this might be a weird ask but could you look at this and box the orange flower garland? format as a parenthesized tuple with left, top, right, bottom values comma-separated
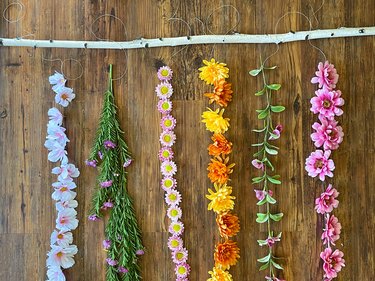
(199, 59, 240, 280)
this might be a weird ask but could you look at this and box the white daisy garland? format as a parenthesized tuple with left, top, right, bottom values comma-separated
(155, 66, 191, 280)
(45, 72, 79, 281)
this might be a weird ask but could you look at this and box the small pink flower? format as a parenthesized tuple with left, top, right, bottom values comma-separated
(56, 208, 78, 231)
(305, 150, 335, 181)
(311, 116, 344, 150)
(311, 61, 339, 90)
(266, 235, 281, 247)
(85, 159, 97, 167)
(160, 130, 176, 147)
(269, 124, 283, 140)
(165, 190, 182, 206)
(48, 107, 63, 126)
(157, 66, 173, 81)
(102, 239, 111, 250)
(157, 99, 173, 114)
(172, 247, 188, 264)
(254, 189, 266, 201)
(161, 160, 177, 177)
(167, 205, 182, 221)
(101, 201, 114, 210)
(315, 184, 339, 214)
(161, 115, 176, 131)
(252, 159, 264, 170)
(168, 236, 183, 251)
(123, 158, 133, 168)
(161, 176, 177, 191)
(104, 140, 117, 149)
(106, 258, 118, 266)
(88, 214, 99, 221)
(310, 89, 344, 118)
(47, 244, 78, 269)
(136, 249, 145, 256)
(320, 248, 345, 279)
(322, 214, 342, 245)
(175, 262, 190, 278)
(100, 180, 113, 188)
(159, 147, 174, 161)
(118, 266, 128, 273)
(169, 221, 184, 236)
(155, 82, 173, 99)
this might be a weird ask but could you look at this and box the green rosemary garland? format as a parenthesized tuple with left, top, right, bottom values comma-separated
(87, 65, 143, 281)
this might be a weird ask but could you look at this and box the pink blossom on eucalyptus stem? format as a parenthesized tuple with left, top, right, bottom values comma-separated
(311, 115, 344, 150)
(315, 184, 339, 214)
(269, 124, 283, 140)
(322, 214, 342, 245)
(310, 89, 344, 118)
(320, 248, 345, 279)
(305, 150, 335, 181)
(311, 61, 339, 90)
(252, 159, 264, 170)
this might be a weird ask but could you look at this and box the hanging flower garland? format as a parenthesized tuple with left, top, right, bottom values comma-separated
(155, 65, 191, 280)
(86, 65, 144, 281)
(45, 72, 79, 281)
(305, 61, 345, 280)
(249, 61, 285, 281)
(199, 58, 240, 281)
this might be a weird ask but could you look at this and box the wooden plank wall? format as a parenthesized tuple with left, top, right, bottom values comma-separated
(0, 0, 374, 280)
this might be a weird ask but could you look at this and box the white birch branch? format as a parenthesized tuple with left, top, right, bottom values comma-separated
(0, 26, 374, 50)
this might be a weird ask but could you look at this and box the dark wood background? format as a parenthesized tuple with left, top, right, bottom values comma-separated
(0, 0, 374, 280)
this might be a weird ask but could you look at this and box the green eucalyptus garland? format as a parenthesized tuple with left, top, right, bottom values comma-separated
(86, 65, 144, 281)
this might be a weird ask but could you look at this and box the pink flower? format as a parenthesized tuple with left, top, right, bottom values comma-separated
(102, 239, 111, 250)
(315, 184, 339, 214)
(266, 235, 281, 247)
(101, 201, 114, 210)
(157, 66, 173, 81)
(155, 82, 173, 99)
(269, 124, 283, 140)
(47, 244, 78, 269)
(311, 61, 339, 90)
(311, 116, 344, 150)
(49, 71, 66, 91)
(168, 236, 183, 251)
(175, 262, 190, 278)
(52, 163, 80, 181)
(85, 159, 97, 167)
(252, 159, 264, 170)
(47, 123, 69, 146)
(45, 141, 68, 163)
(310, 89, 344, 118)
(161, 176, 177, 191)
(104, 140, 116, 149)
(48, 107, 63, 126)
(106, 258, 118, 266)
(88, 214, 99, 221)
(136, 249, 145, 256)
(54, 86, 75, 107)
(123, 158, 133, 168)
(100, 180, 113, 188)
(46, 266, 66, 281)
(167, 205, 182, 221)
(56, 208, 78, 231)
(160, 130, 176, 147)
(169, 221, 184, 236)
(305, 150, 335, 181)
(322, 214, 342, 245)
(159, 147, 174, 161)
(118, 266, 128, 273)
(157, 99, 173, 114)
(320, 248, 345, 279)
(161, 160, 177, 177)
(165, 190, 182, 206)
(161, 115, 176, 131)
(172, 247, 188, 264)
(254, 189, 266, 201)
(56, 199, 78, 212)
(52, 180, 77, 202)
(50, 230, 73, 247)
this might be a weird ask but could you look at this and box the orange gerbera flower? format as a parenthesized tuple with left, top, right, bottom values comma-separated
(208, 133, 232, 157)
(208, 266, 233, 281)
(216, 212, 240, 239)
(207, 156, 235, 184)
(205, 79, 233, 107)
(214, 240, 240, 270)
(206, 183, 235, 213)
(199, 59, 229, 85)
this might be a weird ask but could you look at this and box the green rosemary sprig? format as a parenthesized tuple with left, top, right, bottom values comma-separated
(250, 60, 285, 279)
(87, 65, 143, 281)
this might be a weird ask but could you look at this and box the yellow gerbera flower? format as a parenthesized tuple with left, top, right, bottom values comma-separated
(206, 183, 235, 213)
(201, 108, 230, 134)
(199, 59, 229, 85)
(207, 266, 233, 281)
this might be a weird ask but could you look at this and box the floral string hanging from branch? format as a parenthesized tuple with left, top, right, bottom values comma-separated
(45, 72, 79, 281)
(305, 61, 345, 280)
(86, 65, 144, 281)
(249, 61, 285, 281)
(199, 59, 240, 281)
(155, 65, 191, 280)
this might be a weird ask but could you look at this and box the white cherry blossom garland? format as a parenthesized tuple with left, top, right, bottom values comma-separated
(45, 72, 79, 281)
(155, 66, 191, 280)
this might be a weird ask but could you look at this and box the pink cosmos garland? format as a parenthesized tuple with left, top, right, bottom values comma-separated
(305, 61, 345, 280)
(156, 66, 191, 280)
(45, 72, 79, 281)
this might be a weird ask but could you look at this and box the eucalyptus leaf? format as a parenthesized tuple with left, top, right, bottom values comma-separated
(267, 84, 282, 91)
(256, 197, 267, 206)
(252, 176, 264, 183)
(256, 213, 269, 223)
(258, 110, 269, 120)
(259, 262, 270, 271)
(270, 213, 284, 222)
(257, 239, 268, 246)
(264, 65, 278, 70)
(267, 175, 281, 184)
(249, 68, 262, 76)
(257, 253, 271, 263)
(265, 146, 278, 155)
(255, 88, 265, 96)
(266, 194, 277, 204)
(252, 127, 267, 133)
(251, 142, 264, 147)
(271, 260, 284, 270)
(271, 105, 286, 112)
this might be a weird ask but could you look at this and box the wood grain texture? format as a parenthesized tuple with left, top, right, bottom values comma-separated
(0, 0, 374, 280)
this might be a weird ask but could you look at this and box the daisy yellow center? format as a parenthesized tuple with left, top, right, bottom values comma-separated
(171, 209, 178, 216)
(57, 234, 64, 239)
(162, 150, 170, 158)
(162, 102, 170, 110)
(56, 252, 63, 258)
(161, 69, 169, 76)
(176, 252, 184, 260)
(164, 135, 171, 142)
(169, 194, 177, 201)
(178, 266, 186, 274)
(161, 86, 169, 94)
(164, 179, 173, 188)
(61, 93, 68, 100)
(164, 120, 172, 127)
(165, 165, 173, 172)
(171, 240, 179, 247)
(60, 187, 68, 192)
(173, 224, 181, 232)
